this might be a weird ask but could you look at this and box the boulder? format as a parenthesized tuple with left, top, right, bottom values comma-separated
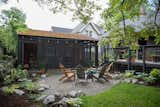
(76, 90, 85, 97)
(131, 79, 138, 84)
(14, 89, 25, 96)
(43, 95, 55, 105)
(68, 90, 77, 98)
(54, 92, 63, 101)
(124, 79, 131, 83)
(36, 94, 47, 101)
(38, 87, 45, 91)
(138, 81, 145, 85)
(39, 84, 49, 89)
(41, 74, 47, 78)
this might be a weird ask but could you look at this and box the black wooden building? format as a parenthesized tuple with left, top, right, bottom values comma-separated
(17, 29, 98, 68)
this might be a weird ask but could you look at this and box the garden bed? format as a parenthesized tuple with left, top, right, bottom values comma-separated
(0, 90, 41, 107)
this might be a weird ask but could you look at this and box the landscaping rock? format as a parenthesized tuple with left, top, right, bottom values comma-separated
(14, 89, 25, 96)
(54, 92, 63, 101)
(38, 87, 45, 91)
(39, 84, 49, 89)
(41, 74, 46, 78)
(132, 79, 138, 84)
(68, 90, 77, 98)
(0, 86, 7, 92)
(76, 90, 85, 97)
(43, 95, 55, 105)
(138, 81, 145, 85)
(31, 73, 36, 77)
(124, 79, 131, 83)
(36, 95, 47, 101)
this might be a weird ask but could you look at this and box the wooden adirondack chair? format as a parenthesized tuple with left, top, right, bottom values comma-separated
(87, 62, 113, 82)
(99, 62, 113, 81)
(59, 63, 75, 81)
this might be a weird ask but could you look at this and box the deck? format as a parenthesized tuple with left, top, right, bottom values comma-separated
(114, 59, 160, 72)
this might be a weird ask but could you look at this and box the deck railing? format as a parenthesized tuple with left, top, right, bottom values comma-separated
(102, 45, 160, 72)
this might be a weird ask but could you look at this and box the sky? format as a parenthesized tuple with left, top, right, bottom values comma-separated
(0, 0, 106, 31)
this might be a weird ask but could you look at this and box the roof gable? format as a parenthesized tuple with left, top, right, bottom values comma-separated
(72, 22, 105, 35)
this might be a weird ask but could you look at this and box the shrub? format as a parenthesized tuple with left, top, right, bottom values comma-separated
(150, 69, 160, 78)
(3, 68, 28, 84)
(124, 70, 134, 78)
(135, 73, 148, 81)
(3, 84, 20, 94)
(20, 81, 39, 92)
(149, 69, 160, 83)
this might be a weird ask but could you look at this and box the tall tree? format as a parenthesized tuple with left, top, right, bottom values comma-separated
(0, 7, 27, 55)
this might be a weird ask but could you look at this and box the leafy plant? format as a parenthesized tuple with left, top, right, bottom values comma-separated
(21, 81, 39, 92)
(66, 98, 82, 107)
(3, 84, 20, 95)
(135, 73, 148, 81)
(0, 7, 27, 55)
(27, 93, 40, 101)
(150, 69, 160, 78)
(124, 70, 134, 78)
(149, 69, 160, 83)
(3, 67, 28, 84)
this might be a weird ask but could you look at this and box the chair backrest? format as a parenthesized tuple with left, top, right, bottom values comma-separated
(99, 62, 113, 77)
(59, 63, 68, 75)
(76, 64, 85, 79)
(104, 62, 113, 74)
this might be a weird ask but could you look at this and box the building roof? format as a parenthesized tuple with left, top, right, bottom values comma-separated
(18, 29, 98, 41)
(72, 22, 105, 35)
(51, 26, 72, 34)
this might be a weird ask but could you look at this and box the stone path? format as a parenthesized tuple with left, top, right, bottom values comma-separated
(39, 71, 120, 96)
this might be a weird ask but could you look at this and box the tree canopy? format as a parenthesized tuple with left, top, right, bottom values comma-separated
(1, 0, 160, 49)
(0, 7, 27, 55)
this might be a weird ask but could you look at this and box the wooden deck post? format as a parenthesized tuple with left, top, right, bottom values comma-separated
(128, 47, 131, 70)
(104, 46, 107, 63)
(21, 36, 24, 65)
(95, 42, 98, 67)
(89, 44, 91, 61)
(142, 46, 146, 72)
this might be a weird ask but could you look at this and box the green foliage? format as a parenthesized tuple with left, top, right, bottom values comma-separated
(150, 69, 160, 78)
(82, 83, 160, 107)
(66, 98, 82, 107)
(0, 60, 28, 84)
(135, 73, 148, 81)
(27, 93, 40, 101)
(0, 7, 27, 55)
(3, 84, 20, 95)
(0, 61, 13, 82)
(124, 70, 134, 78)
(149, 69, 160, 83)
(35, 0, 100, 23)
(20, 81, 39, 92)
(4, 68, 28, 84)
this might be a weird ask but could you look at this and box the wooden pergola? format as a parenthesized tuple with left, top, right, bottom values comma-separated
(17, 29, 98, 68)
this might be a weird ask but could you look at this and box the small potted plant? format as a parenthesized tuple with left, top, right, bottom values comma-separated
(39, 64, 46, 75)
(130, 51, 136, 63)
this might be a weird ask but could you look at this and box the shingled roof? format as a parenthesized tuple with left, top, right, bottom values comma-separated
(18, 29, 98, 41)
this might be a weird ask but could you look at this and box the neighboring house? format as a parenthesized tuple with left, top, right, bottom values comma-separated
(51, 26, 72, 34)
(72, 22, 106, 40)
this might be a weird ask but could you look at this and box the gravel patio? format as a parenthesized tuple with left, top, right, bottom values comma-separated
(38, 70, 120, 96)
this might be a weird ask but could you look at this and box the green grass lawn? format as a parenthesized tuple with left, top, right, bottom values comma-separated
(81, 83, 160, 107)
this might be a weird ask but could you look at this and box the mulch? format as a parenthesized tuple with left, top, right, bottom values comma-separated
(0, 91, 38, 107)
